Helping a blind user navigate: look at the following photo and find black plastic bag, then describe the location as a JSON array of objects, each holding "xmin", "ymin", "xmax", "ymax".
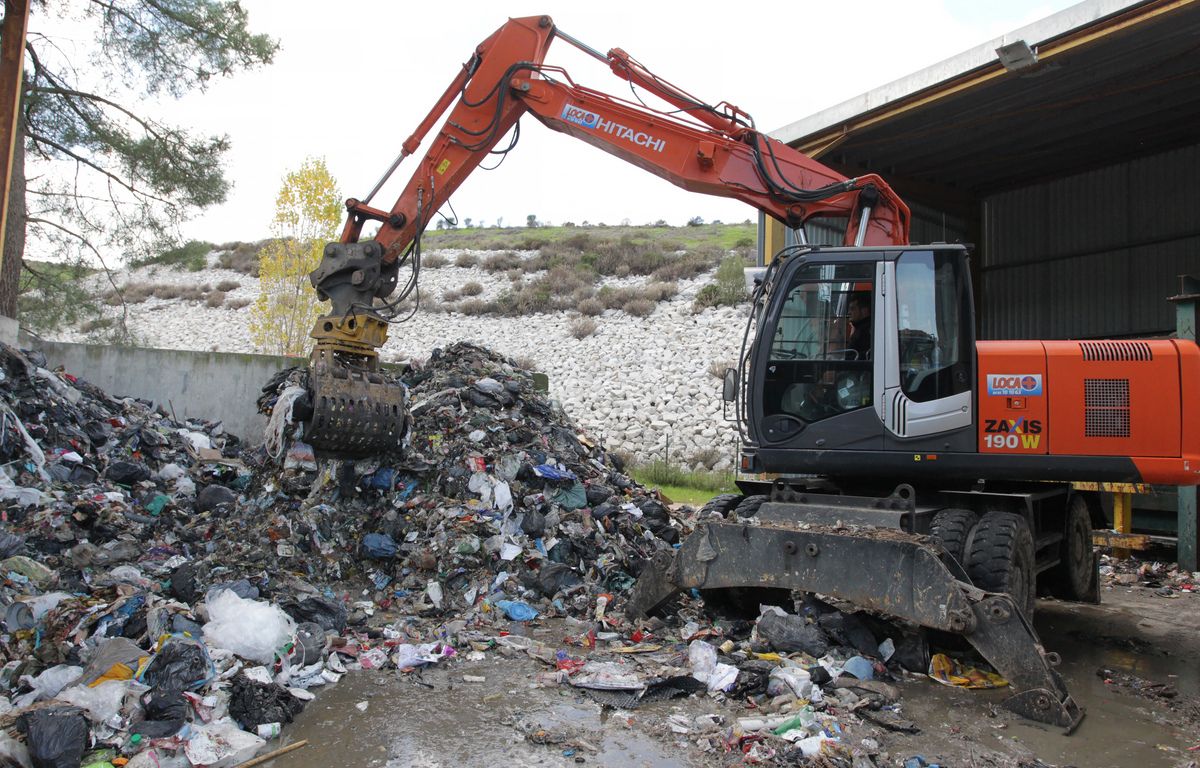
[
  {"xmin": 105, "ymin": 460, "xmax": 150, "ymax": 486},
  {"xmin": 143, "ymin": 639, "xmax": 210, "ymax": 691},
  {"xmin": 18, "ymin": 706, "xmax": 89, "ymax": 768},
  {"xmin": 757, "ymin": 610, "xmax": 830, "ymax": 656},
  {"xmin": 281, "ymin": 596, "xmax": 347, "ymax": 632},
  {"xmin": 132, "ymin": 690, "xmax": 189, "ymax": 738},
  {"xmin": 229, "ymin": 674, "xmax": 304, "ymax": 729},
  {"xmin": 535, "ymin": 562, "xmax": 582, "ymax": 596}
]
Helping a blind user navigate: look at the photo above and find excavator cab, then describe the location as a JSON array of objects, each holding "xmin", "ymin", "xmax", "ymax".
[{"xmin": 746, "ymin": 244, "xmax": 976, "ymax": 466}]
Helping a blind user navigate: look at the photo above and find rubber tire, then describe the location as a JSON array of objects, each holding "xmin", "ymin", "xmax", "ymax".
[
  {"xmin": 929, "ymin": 508, "xmax": 979, "ymax": 567},
  {"xmin": 732, "ymin": 494, "xmax": 768, "ymax": 518},
  {"xmin": 1048, "ymin": 495, "xmax": 1097, "ymax": 601},
  {"xmin": 966, "ymin": 512, "xmax": 1037, "ymax": 620},
  {"xmin": 698, "ymin": 493, "xmax": 743, "ymax": 518}
]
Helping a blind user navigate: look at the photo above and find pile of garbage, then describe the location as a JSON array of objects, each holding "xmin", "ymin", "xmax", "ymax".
[
  {"xmin": 0, "ymin": 341, "xmax": 694, "ymax": 766},
  {"xmin": 1100, "ymin": 554, "xmax": 1199, "ymax": 596}
]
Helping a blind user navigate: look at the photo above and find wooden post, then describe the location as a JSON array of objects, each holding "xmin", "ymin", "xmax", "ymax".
[{"xmin": 0, "ymin": 0, "xmax": 29, "ymax": 291}]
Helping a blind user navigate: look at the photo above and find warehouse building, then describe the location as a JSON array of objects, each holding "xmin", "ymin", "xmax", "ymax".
[{"xmin": 763, "ymin": 0, "xmax": 1198, "ymax": 341}]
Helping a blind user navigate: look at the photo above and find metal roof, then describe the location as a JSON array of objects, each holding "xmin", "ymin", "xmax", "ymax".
[{"xmin": 771, "ymin": 0, "xmax": 1200, "ymax": 203}]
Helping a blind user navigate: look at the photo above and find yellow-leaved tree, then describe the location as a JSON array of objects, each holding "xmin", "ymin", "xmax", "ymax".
[{"xmin": 250, "ymin": 158, "xmax": 342, "ymax": 356}]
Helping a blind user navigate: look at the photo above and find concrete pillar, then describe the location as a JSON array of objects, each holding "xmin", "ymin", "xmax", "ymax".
[{"xmin": 1171, "ymin": 275, "xmax": 1198, "ymax": 572}]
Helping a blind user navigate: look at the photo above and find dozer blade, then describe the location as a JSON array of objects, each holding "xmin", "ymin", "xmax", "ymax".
[
  {"xmin": 627, "ymin": 520, "xmax": 1083, "ymax": 732},
  {"xmin": 302, "ymin": 350, "xmax": 408, "ymax": 460}
]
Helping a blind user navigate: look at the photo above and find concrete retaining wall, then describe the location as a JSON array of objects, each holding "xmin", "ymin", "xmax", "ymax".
[{"xmin": 20, "ymin": 337, "xmax": 292, "ymax": 442}]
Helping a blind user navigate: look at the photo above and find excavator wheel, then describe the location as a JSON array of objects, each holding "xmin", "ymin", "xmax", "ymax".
[
  {"xmin": 698, "ymin": 493, "xmax": 743, "ymax": 519},
  {"xmin": 1046, "ymin": 494, "xmax": 1098, "ymax": 602},
  {"xmin": 966, "ymin": 512, "xmax": 1036, "ymax": 620},
  {"xmin": 929, "ymin": 508, "xmax": 979, "ymax": 569},
  {"xmin": 732, "ymin": 494, "xmax": 768, "ymax": 518}
]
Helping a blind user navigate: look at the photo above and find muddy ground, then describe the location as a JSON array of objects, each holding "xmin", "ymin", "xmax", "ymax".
[{"xmin": 260, "ymin": 586, "xmax": 1199, "ymax": 768}]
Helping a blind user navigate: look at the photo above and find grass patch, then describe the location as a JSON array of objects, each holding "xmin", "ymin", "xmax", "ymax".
[
  {"xmin": 694, "ymin": 254, "xmax": 751, "ymax": 311},
  {"xmin": 631, "ymin": 461, "xmax": 737, "ymax": 505}
]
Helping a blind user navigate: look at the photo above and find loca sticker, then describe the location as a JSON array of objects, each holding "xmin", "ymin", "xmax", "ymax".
[{"xmin": 987, "ymin": 373, "xmax": 1043, "ymax": 396}]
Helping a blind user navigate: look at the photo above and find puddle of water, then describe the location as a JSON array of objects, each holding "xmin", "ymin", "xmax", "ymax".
[{"xmin": 264, "ymin": 656, "xmax": 698, "ymax": 768}]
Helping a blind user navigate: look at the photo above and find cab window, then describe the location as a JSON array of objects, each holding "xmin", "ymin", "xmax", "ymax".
[
  {"xmin": 763, "ymin": 262, "xmax": 874, "ymax": 423},
  {"xmin": 895, "ymin": 250, "xmax": 971, "ymax": 402}
]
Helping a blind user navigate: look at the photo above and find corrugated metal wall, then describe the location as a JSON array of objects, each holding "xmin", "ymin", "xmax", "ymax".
[
  {"xmin": 981, "ymin": 142, "xmax": 1200, "ymax": 340},
  {"xmin": 787, "ymin": 203, "xmax": 966, "ymax": 248}
]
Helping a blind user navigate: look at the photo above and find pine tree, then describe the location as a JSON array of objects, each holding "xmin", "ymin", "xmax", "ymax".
[{"xmin": 5, "ymin": 0, "xmax": 277, "ymax": 328}]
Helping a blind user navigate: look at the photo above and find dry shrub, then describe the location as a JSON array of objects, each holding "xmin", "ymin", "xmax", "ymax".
[
  {"xmin": 577, "ymin": 298, "xmax": 604, "ymax": 316},
  {"xmin": 651, "ymin": 253, "xmax": 711, "ymax": 282},
  {"xmin": 178, "ymin": 286, "xmax": 205, "ymax": 302},
  {"xmin": 506, "ymin": 268, "xmax": 524, "ymax": 282},
  {"xmin": 455, "ymin": 252, "xmax": 478, "ymax": 268},
  {"xmin": 569, "ymin": 317, "xmax": 598, "ymax": 339},
  {"xmin": 571, "ymin": 285, "xmax": 596, "ymax": 304},
  {"xmin": 79, "ymin": 317, "xmax": 114, "ymax": 333},
  {"xmin": 442, "ymin": 289, "xmax": 461, "ymax": 302},
  {"xmin": 218, "ymin": 241, "xmax": 265, "ymax": 276},
  {"xmin": 622, "ymin": 298, "xmax": 654, "ymax": 317},
  {"xmin": 642, "ymin": 281, "xmax": 678, "ymax": 301},
  {"xmin": 227, "ymin": 298, "xmax": 252, "ymax": 310},
  {"xmin": 206, "ymin": 291, "xmax": 226, "ymax": 308},
  {"xmin": 460, "ymin": 281, "xmax": 483, "ymax": 296},
  {"xmin": 423, "ymin": 253, "xmax": 448, "ymax": 268},
  {"xmin": 482, "ymin": 251, "xmax": 521, "ymax": 272},
  {"xmin": 152, "ymin": 284, "xmax": 182, "ymax": 300},
  {"xmin": 708, "ymin": 359, "xmax": 737, "ymax": 379},
  {"xmin": 687, "ymin": 447, "xmax": 722, "ymax": 470},
  {"xmin": 216, "ymin": 279, "xmax": 241, "ymax": 292},
  {"xmin": 512, "ymin": 354, "xmax": 539, "ymax": 372},
  {"xmin": 459, "ymin": 298, "xmax": 490, "ymax": 315}
]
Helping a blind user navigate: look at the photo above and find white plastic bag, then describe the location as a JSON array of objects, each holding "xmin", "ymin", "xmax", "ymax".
[
  {"xmin": 184, "ymin": 718, "xmax": 264, "ymax": 768},
  {"xmin": 14, "ymin": 665, "xmax": 82, "ymax": 707},
  {"xmin": 203, "ymin": 591, "xmax": 295, "ymax": 665},
  {"xmin": 688, "ymin": 639, "xmax": 716, "ymax": 683},
  {"xmin": 57, "ymin": 680, "xmax": 129, "ymax": 723}
]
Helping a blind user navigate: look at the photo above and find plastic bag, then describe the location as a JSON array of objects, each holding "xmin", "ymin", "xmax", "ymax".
[
  {"xmin": 756, "ymin": 607, "xmax": 830, "ymax": 656},
  {"xmin": 495, "ymin": 600, "xmax": 538, "ymax": 621},
  {"xmin": 203, "ymin": 591, "xmax": 295, "ymax": 665},
  {"xmin": 767, "ymin": 667, "xmax": 813, "ymax": 699},
  {"xmin": 0, "ymin": 731, "xmax": 32, "ymax": 768},
  {"xmin": 360, "ymin": 533, "xmax": 397, "ymax": 559},
  {"xmin": 228, "ymin": 675, "xmax": 304, "ymax": 729},
  {"xmin": 57, "ymin": 681, "xmax": 130, "ymax": 723},
  {"xmin": 16, "ymin": 665, "xmax": 82, "ymax": 707},
  {"xmin": 18, "ymin": 706, "xmax": 89, "ymax": 768},
  {"xmin": 184, "ymin": 718, "xmax": 265, "ymax": 768},
  {"xmin": 281, "ymin": 596, "xmax": 347, "ymax": 632},
  {"xmin": 142, "ymin": 638, "xmax": 212, "ymax": 691},
  {"xmin": 132, "ymin": 690, "xmax": 189, "ymax": 738}
]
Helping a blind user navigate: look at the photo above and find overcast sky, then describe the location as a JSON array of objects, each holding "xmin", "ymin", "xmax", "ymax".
[{"xmin": 152, "ymin": 0, "xmax": 1081, "ymax": 241}]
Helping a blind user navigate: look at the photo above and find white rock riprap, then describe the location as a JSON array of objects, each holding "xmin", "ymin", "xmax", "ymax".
[{"xmin": 52, "ymin": 248, "xmax": 749, "ymax": 469}]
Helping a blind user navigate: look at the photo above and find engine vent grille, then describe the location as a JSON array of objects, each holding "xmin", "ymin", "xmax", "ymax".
[
  {"xmin": 1084, "ymin": 378, "xmax": 1130, "ymax": 437},
  {"xmin": 1080, "ymin": 341, "xmax": 1153, "ymax": 362}
]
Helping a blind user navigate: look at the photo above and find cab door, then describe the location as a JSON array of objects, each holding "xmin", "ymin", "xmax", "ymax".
[{"xmin": 877, "ymin": 250, "xmax": 975, "ymax": 446}]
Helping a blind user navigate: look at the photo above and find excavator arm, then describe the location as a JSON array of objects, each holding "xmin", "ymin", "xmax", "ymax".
[{"xmin": 301, "ymin": 13, "xmax": 907, "ymax": 455}]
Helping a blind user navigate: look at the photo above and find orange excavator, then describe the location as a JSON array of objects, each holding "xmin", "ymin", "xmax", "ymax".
[{"xmin": 298, "ymin": 15, "xmax": 1200, "ymax": 731}]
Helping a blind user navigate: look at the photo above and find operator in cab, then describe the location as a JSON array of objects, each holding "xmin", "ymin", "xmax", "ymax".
[{"xmin": 847, "ymin": 291, "xmax": 872, "ymax": 360}]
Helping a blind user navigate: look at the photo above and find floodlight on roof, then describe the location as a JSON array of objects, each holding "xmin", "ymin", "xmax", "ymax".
[{"xmin": 996, "ymin": 40, "xmax": 1039, "ymax": 72}]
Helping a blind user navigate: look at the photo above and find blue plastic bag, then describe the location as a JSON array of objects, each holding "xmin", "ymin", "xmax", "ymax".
[{"xmin": 495, "ymin": 600, "xmax": 539, "ymax": 621}]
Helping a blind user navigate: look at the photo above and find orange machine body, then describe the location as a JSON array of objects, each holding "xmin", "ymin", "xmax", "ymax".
[{"xmin": 977, "ymin": 339, "xmax": 1200, "ymax": 485}]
